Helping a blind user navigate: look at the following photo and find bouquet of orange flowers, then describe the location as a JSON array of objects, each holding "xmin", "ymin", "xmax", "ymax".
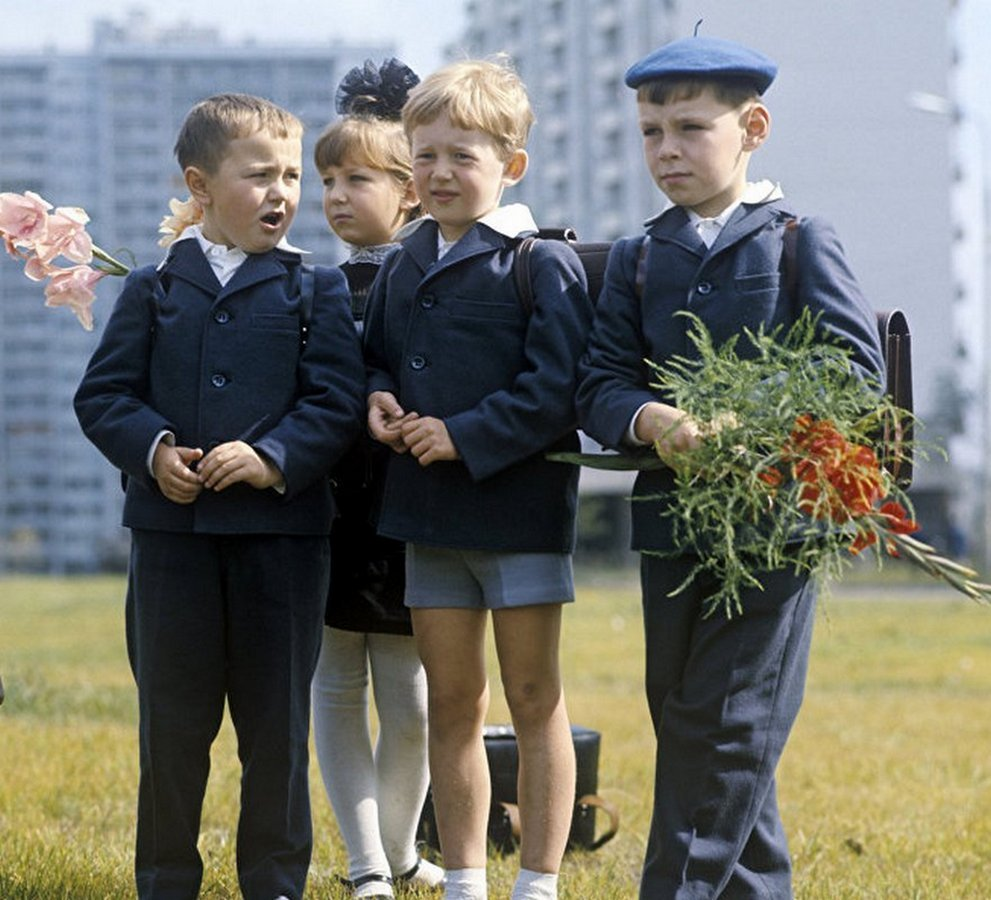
[{"xmin": 557, "ymin": 311, "xmax": 990, "ymax": 617}]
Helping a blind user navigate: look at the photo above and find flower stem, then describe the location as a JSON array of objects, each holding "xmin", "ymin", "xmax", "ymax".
[{"xmin": 91, "ymin": 245, "xmax": 131, "ymax": 277}]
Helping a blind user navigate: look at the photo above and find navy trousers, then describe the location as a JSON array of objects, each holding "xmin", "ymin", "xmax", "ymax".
[
  {"xmin": 126, "ymin": 530, "xmax": 330, "ymax": 900},
  {"xmin": 638, "ymin": 555, "xmax": 817, "ymax": 900}
]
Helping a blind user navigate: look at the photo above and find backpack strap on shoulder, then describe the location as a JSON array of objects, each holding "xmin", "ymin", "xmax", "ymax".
[
  {"xmin": 513, "ymin": 236, "xmax": 538, "ymax": 315},
  {"xmin": 634, "ymin": 236, "xmax": 650, "ymax": 301},
  {"xmin": 298, "ymin": 263, "xmax": 315, "ymax": 348},
  {"xmin": 513, "ymin": 229, "xmax": 578, "ymax": 314},
  {"xmin": 780, "ymin": 216, "xmax": 801, "ymax": 300}
]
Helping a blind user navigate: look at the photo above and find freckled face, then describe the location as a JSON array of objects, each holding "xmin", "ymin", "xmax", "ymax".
[
  {"xmin": 195, "ymin": 131, "xmax": 302, "ymax": 253},
  {"xmin": 638, "ymin": 89, "xmax": 759, "ymax": 218},
  {"xmin": 320, "ymin": 157, "xmax": 413, "ymax": 247},
  {"xmin": 411, "ymin": 112, "xmax": 523, "ymax": 242}
]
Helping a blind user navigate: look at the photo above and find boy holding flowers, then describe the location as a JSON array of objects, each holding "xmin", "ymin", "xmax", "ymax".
[{"xmin": 576, "ymin": 36, "xmax": 884, "ymax": 898}]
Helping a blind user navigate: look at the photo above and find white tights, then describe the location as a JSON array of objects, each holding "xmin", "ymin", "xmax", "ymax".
[{"xmin": 311, "ymin": 626, "xmax": 430, "ymax": 883}]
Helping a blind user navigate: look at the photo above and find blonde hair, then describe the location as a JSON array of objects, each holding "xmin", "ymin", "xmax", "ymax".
[
  {"xmin": 402, "ymin": 58, "xmax": 535, "ymax": 158},
  {"xmin": 313, "ymin": 115, "xmax": 412, "ymax": 188},
  {"xmin": 174, "ymin": 93, "xmax": 303, "ymax": 173}
]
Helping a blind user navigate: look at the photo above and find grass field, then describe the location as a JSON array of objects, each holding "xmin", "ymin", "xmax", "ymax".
[{"xmin": 2, "ymin": 570, "xmax": 990, "ymax": 898}]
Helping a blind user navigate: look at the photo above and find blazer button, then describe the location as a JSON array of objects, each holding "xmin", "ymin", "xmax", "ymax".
[
  {"xmin": 696, "ymin": 281, "xmax": 713, "ymax": 295},
  {"xmin": 211, "ymin": 373, "xmax": 228, "ymax": 388},
  {"xmin": 409, "ymin": 355, "xmax": 426, "ymax": 371},
  {"xmin": 420, "ymin": 294, "xmax": 436, "ymax": 309},
  {"xmin": 214, "ymin": 309, "xmax": 231, "ymax": 324}
]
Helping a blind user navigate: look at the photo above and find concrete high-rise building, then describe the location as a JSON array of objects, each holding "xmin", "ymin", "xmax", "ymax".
[
  {"xmin": 461, "ymin": 0, "xmax": 966, "ymax": 552},
  {"xmin": 0, "ymin": 10, "xmax": 390, "ymax": 571}
]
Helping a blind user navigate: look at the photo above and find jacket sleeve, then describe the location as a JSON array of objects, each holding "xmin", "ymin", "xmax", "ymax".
[
  {"xmin": 73, "ymin": 267, "xmax": 172, "ymax": 491},
  {"xmin": 575, "ymin": 237, "xmax": 657, "ymax": 451},
  {"xmin": 444, "ymin": 240, "xmax": 593, "ymax": 481},
  {"xmin": 794, "ymin": 216, "xmax": 885, "ymax": 386},
  {"xmin": 361, "ymin": 247, "xmax": 404, "ymax": 400},
  {"xmin": 254, "ymin": 265, "xmax": 366, "ymax": 497}
]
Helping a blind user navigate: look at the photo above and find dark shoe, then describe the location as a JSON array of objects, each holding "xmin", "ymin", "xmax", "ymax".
[
  {"xmin": 395, "ymin": 857, "xmax": 445, "ymax": 890},
  {"xmin": 345, "ymin": 872, "xmax": 394, "ymax": 899}
]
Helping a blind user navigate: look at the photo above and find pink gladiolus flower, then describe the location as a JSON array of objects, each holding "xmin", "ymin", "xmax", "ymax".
[
  {"xmin": 43, "ymin": 265, "xmax": 106, "ymax": 331},
  {"xmin": 34, "ymin": 207, "xmax": 94, "ymax": 265},
  {"xmin": 0, "ymin": 190, "xmax": 52, "ymax": 247},
  {"xmin": 23, "ymin": 255, "xmax": 58, "ymax": 281},
  {"xmin": 1, "ymin": 190, "xmax": 135, "ymax": 327}
]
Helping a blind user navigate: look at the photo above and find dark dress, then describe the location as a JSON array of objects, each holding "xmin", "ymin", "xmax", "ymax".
[{"xmin": 326, "ymin": 258, "xmax": 412, "ymax": 635}]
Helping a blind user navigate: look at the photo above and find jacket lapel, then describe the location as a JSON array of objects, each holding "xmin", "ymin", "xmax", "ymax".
[
  {"xmin": 160, "ymin": 239, "xmax": 222, "ymax": 295},
  {"xmin": 402, "ymin": 220, "xmax": 509, "ymax": 289},
  {"xmin": 648, "ymin": 206, "xmax": 708, "ymax": 258},
  {"xmin": 707, "ymin": 201, "xmax": 791, "ymax": 259},
  {"xmin": 220, "ymin": 249, "xmax": 295, "ymax": 299}
]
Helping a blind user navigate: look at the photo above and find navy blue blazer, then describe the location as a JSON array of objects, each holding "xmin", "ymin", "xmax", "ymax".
[
  {"xmin": 363, "ymin": 219, "xmax": 593, "ymax": 552},
  {"xmin": 576, "ymin": 199, "xmax": 886, "ymax": 553},
  {"xmin": 74, "ymin": 239, "xmax": 366, "ymax": 536}
]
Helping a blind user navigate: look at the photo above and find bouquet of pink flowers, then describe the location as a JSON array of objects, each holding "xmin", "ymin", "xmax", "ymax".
[
  {"xmin": 0, "ymin": 190, "xmax": 201, "ymax": 330},
  {"xmin": 555, "ymin": 311, "xmax": 991, "ymax": 617}
]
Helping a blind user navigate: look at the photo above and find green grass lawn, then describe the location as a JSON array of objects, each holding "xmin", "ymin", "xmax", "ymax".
[{"xmin": 2, "ymin": 571, "xmax": 990, "ymax": 898}]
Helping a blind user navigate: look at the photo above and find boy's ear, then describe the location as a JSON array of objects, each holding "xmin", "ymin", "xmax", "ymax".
[
  {"xmin": 184, "ymin": 166, "xmax": 212, "ymax": 205},
  {"xmin": 399, "ymin": 178, "xmax": 419, "ymax": 212},
  {"xmin": 742, "ymin": 103, "xmax": 771, "ymax": 151},
  {"xmin": 502, "ymin": 149, "xmax": 529, "ymax": 186}
]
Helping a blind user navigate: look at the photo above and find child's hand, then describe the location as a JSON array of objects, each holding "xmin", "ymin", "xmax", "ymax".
[
  {"xmin": 400, "ymin": 416, "xmax": 459, "ymax": 467},
  {"xmin": 368, "ymin": 391, "xmax": 418, "ymax": 453},
  {"xmin": 198, "ymin": 441, "xmax": 284, "ymax": 492},
  {"xmin": 152, "ymin": 443, "xmax": 204, "ymax": 505},
  {"xmin": 634, "ymin": 401, "xmax": 703, "ymax": 464}
]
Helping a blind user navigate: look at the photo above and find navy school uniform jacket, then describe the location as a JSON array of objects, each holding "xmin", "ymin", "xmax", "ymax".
[
  {"xmin": 576, "ymin": 197, "xmax": 886, "ymax": 554},
  {"xmin": 74, "ymin": 238, "xmax": 366, "ymax": 536},
  {"xmin": 362, "ymin": 216, "xmax": 594, "ymax": 552}
]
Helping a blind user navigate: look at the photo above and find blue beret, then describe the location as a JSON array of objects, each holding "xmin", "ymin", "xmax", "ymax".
[{"xmin": 624, "ymin": 36, "xmax": 777, "ymax": 95}]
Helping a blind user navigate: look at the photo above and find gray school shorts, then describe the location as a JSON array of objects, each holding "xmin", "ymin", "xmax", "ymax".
[{"xmin": 405, "ymin": 544, "xmax": 575, "ymax": 610}]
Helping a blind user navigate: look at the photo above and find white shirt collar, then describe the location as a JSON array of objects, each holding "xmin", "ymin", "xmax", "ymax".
[
  {"xmin": 685, "ymin": 181, "xmax": 785, "ymax": 247},
  {"xmin": 397, "ymin": 203, "xmax": 540, "ymax": 256},
  {"xmin": 477, "ymin": 203, "xmax": 539, "ymax": 237},
  {"xmin": 645, "ymin": 180, "xmax": 785, "ymax": 233},
  {"xmin": 166, "ymin": 223, "xmax": 308, "ymax": 285}
]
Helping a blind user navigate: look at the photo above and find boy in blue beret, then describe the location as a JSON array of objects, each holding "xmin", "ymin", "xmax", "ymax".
[{"xmin": 577, "ymin": 36, "xmax": 885, "ymax": 898}]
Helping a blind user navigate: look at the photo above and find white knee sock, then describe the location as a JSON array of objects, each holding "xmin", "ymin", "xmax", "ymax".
[
  {"xmin": 510, "ymin": 869, "xmax": 558, "ymax": 900},
  {"xmin": 367, "ymin": 634, "xmax": 431, "ymax": 872},
  {"xmin": 443, "ymin": 867, "xmax": 487, "ymax": 900}
]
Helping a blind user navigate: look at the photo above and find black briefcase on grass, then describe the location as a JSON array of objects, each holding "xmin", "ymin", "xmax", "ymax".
[{"xmin": 416, "ymin": 724, "xmax": 619, "ymax": 855}]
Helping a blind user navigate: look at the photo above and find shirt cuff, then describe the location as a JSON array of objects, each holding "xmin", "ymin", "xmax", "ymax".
[
  {"xmin": 626, "ymin": 404, "xmax": 651, "ymax": 447},
  {"xmin": 147, "ymin": 430, "xmax": 175, "ymax": 476}
]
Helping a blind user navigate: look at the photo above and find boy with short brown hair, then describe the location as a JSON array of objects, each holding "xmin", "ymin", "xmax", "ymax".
[
  {"xmin": 577, "ymin": 37, "xmax": 885, "ymax": 898},
  {"xmin": 75, "ymin": 92, "xmax": 366, "ymax": 899}
]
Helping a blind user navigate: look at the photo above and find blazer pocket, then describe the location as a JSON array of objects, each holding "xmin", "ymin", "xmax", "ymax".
[
  {"xmin": 447, "ymin": 297, "xmax": 521, "ymax": 323},
  {"xmin": 251, "ymin": 312, "xmax": 299, "ymax": 333},
  {"xmin": 735, "ymin": 272, "xmax": 780, "ymax": 295}
]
